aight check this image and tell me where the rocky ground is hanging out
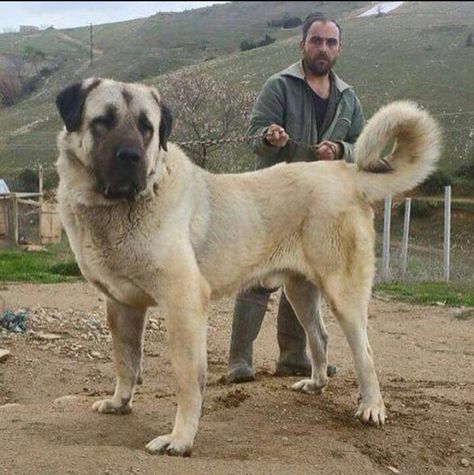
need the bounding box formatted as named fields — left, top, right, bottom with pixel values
left=0, top=282, right=473, bottom=474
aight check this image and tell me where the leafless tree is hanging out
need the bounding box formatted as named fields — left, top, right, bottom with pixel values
left=157, top=69, right=256, bottom=169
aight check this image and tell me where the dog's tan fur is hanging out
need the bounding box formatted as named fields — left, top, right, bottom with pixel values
left=56, top=78, right=441, bottom=456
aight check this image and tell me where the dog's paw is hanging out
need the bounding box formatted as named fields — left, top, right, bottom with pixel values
left=291, top=378, right=326, bottom=394
left=91, top=398, right=132, bottom=415
left=355, top=397, right=386, bottom=426
left=146, top=434, right=192, bottom=457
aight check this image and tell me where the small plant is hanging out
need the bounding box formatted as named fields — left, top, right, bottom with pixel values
left=49, top=260, right=81, bottom=276
left=454, top=161, right=474, bottom=179
left=465, top=32, right=473, bottom=47
left=417, top=170, right=452, bottom=194
left=408, top=200, right=437, bottom=219
left=240, top=40, right=257, bottom=52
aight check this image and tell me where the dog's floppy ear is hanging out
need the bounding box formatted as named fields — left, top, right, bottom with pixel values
left=159, top=103, right=173, bottom=152
left=56, top=79, right=101, bottom=132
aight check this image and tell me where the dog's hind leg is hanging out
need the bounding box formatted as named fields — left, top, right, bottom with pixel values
left=146, top=274, right=209, bottom=457
left=92, top=300, right=147, bottom=415
left=283, top=276, right=329, bottom=394
left=324, top=275, right=386, bottom=426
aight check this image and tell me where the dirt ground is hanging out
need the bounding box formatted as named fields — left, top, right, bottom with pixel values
left=0, top=282, right=473, bottom=475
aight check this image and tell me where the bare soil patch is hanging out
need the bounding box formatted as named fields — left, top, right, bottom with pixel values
left=1, top=283, right=473, bottom=474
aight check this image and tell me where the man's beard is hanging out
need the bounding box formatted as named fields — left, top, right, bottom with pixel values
left=304, top=54, right=337, bottom=76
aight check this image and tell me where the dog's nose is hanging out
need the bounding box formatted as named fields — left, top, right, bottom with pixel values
left=116, top=147, right=142, bottom=165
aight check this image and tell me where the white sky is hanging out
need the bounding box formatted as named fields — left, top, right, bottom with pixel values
left=0, top=2, right=227, bottom=31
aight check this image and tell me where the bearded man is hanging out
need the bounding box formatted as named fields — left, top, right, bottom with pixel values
left=227, top=12, right=365, bottom=383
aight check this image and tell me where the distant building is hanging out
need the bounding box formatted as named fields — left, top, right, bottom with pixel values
left=19, top=25, right=39, bottom=33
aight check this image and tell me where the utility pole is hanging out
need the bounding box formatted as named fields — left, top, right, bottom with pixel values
left=90, top=23, right=93, bottom=65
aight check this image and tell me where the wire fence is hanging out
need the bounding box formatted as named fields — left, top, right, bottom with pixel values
left=1, top=166, right=473, bottom=285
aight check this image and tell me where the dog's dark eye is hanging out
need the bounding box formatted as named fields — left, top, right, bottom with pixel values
left=138, top=113, right=153, bottom=140
left=91, top=116, right=113, bottom=134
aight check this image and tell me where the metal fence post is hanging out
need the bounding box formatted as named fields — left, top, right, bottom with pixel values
left=382, top=195, right=392, bottom=280
left=401, top=197, right=411, bottom=276
left=444, top=186, right=451, bottom=282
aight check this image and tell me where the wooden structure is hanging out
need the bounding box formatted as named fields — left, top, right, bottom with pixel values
left=40, top=202, right=62, bottom=244
left=0, top=167, right=62, bottom=246
left=0, top=192, right=62, bottom=246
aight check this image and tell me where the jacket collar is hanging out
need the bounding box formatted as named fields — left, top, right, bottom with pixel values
left=280, top=60, right=351, bottom=92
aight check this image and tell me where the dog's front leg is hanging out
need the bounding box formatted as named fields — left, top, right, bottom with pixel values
left=146, top=278, right=209, bottom=457
left=92, top=299, right=146, bottom=414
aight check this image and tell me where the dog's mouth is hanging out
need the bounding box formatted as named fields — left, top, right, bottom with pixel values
left=101, top=183, right=144, bottom=201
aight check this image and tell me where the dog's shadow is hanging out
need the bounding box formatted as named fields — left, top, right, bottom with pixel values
left=37, top=397, right=172, bottom=451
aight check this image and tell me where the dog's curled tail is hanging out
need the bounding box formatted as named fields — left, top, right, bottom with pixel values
left=354, top=100, right=442, bottom=202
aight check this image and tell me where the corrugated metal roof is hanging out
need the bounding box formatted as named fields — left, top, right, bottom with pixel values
left=0, top=179, right=10, bottom=193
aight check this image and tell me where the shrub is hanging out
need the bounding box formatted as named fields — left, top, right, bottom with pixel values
left=257, top=35, right=275, bottom=47
left=49, top=260, right=81, bottom=276
left=283, top=17, right=302, bottom=29
left=466, top=32, right=473, bottom=47
left=417, top=170, right=452, bottom=194
left=241, top=35, right=275, bottom=52
left=268, top=16, right=302, bottom=29
left=16, top=168, right=39, bottom=192
left=454, top=161, right=474, bottom=179
left=408, top=200, right=437, bottom=219
left=240, top=40, right=257, bottom=51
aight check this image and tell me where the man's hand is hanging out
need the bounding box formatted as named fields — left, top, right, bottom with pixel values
left=264, top=124, right=289, bottom=148
left=312, top=140, right=342, bottom=161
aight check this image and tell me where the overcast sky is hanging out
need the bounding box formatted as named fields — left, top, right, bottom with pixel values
left=0, top=2, right=227, bottom=31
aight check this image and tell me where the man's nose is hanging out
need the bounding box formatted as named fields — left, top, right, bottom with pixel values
left=318, top=40, right=329, bottom=52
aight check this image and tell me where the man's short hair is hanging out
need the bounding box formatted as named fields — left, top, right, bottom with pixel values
left=302, top=13, right=342, bottom=42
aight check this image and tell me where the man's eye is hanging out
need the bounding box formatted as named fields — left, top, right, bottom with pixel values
left=327, top=38, right=339, bottom=47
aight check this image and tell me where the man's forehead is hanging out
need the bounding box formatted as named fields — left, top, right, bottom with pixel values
left=307, top=21, right=340, bottom=38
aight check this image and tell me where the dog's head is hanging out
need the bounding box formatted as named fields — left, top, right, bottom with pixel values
left=56, top=78, right=173, bottom=201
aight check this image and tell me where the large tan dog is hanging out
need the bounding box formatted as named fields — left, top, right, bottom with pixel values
left=55, top=78, right=441, bottom=457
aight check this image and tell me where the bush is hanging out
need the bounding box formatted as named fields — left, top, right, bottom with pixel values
left=454, top=161, right=474, bottom=179
left=283, top=17, right=302, bottom=29
left=268, top=16, right=302, bottom=29
left=417, top=170, right=452, bottom=194
left=15, top=168, right=39, bottom=192
left=257, top=35, right=275, bottom=47
left=240, top=39, right=257, bottom=51
left=466, top=32, right=473, bottom=47
left=408, top=200, right=437, bottom=219
left=240, top=35, right=275, bottom=52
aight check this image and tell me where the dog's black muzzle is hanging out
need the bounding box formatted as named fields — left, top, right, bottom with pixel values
left=99, top=146, right=147, bottom=200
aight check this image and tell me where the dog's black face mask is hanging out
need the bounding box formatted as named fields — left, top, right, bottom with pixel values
left=56, top=80, right=173, bottom=201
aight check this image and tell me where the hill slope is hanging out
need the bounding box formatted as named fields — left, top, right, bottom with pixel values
left=0, top=1, right=473, bottom=180
left=0, top=1, right=369, bottom=173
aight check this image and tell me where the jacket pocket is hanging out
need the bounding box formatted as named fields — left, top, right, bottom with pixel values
left=331, top=117, right=351, bottom=140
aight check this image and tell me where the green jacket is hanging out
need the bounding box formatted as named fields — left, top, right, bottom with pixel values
left=248, top=60, right=365, bottom=169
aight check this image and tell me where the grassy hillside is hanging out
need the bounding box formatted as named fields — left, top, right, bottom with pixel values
left=0, top=1, right=368, bottom=174
left=157, top=1, right=474, bottom=178
left=0, top=1, right=473, bottom=183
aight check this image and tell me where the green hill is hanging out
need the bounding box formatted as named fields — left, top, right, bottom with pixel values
left=0, top=1, right=473, bottom=185
left=0, top=1, right=369, bottom=174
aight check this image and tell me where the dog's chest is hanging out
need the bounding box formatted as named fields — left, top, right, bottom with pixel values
left=67, top=209, right=156, bottom=308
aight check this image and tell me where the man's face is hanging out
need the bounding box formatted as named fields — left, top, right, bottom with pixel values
left=300, top=21, right=342, bottom=76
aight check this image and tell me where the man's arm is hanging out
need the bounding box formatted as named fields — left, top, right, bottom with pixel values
left=335, top=95, right=365, bottom=163
left=247, top=77, right=287, bottom=160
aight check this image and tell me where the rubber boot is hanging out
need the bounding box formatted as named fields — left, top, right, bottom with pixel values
left=275, top=292, right=337, bottom=377
left=226, top=288, right=271, bottom=384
